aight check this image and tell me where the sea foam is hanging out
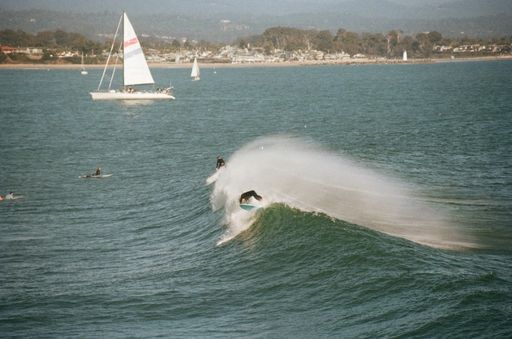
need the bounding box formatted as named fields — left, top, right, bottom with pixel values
left=210, top=135, right=476, bottom=249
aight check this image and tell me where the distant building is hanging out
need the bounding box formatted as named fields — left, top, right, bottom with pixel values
left=1, top=46, right=43, bottom=55
left=0, top=45, right=17, bottom=54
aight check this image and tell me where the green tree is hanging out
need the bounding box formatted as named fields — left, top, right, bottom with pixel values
left=416, top=32, right=433, bottom=57
left=238, top=39, right=247, bottom=49
left=54, top=29, right=70, bottom=46
left=334, top=29, right=360, bottom=55
left=171, top=39, right=181, bottom=51
left=313, top=30, right=334, bottom=52
left=361, top=33, right=387, bottom=56
left=36, top=31, right=57, bottom=48
left=398, top=35, right=414, bottom=57
left=386, top=30, right=400, bottom=56
left=261, top=27, right=309, bottom=51
left=0, top=29, right=34, bottom=46
left=427, top=31, right=443, bottom=45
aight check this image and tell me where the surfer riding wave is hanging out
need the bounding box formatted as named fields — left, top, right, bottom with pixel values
left=208, top=135, right=477, bottom=249
left=239, top=190, right=262, bottom=204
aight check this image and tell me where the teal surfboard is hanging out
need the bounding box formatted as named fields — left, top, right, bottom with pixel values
left=240, top=203, right=261, bottom=211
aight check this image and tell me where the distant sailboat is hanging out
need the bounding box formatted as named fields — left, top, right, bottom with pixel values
left=90, top=12, right=174, bottom=100
left=80, top=52, right=88, bottom=75
left=191, top=57, right=200, bottom=81
left=402, top=50, right=408, bottom=62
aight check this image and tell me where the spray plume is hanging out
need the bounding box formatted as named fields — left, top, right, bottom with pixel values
left=210, top=136, right=476, bottom=249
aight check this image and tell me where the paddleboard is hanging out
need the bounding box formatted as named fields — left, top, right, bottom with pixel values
left=240, top=203, right=261, bottom=211
left=79, top=174, right=113, bottom=179
left=1, top=195, right=23, bottom=201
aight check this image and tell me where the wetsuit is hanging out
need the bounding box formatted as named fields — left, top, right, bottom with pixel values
left=216, top=158, right=225, bottom=169
left=239, top=190, right=262, bottom=203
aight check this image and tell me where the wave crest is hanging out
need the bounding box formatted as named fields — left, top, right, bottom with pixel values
left=209, top=135, right=476, bottom=249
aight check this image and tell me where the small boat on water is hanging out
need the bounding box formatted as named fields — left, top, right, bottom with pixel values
left=80, top=52, right=88, bottom=75
left=191, top=57, right=200, bottom=81
left=90, top=12, right=174, bottom=101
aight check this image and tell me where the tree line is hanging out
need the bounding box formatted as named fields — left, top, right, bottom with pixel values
left=0, top=29, right=217, bottom=56
left=240, top=27, right=512, bottom=58
left=0, top=29, right=104, bottom=53
left=1, top=27, right=511, bottom=63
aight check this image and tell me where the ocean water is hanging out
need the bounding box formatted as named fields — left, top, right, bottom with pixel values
left=1, top=61, right=511, bottom=337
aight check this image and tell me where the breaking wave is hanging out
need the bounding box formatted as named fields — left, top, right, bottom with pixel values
left=209, top=135, right=477, bottom=249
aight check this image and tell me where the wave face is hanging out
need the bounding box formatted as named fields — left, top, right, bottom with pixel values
left=210, top=135, right=475, bottom=249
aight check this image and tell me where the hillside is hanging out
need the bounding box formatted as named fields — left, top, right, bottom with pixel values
left=0, top=0, right=511, bottom=42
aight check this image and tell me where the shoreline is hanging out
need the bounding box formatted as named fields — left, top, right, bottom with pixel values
left=0, top=55, right=510, bottom=70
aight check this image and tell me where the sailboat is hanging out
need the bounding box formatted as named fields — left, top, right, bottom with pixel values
left=80, top=52, right=88, bottom=75
left=90, top=12, right=174, bottom=100
left=402, top=50, right=408, bottom=62
left=190, top=57, right=200, bottom=81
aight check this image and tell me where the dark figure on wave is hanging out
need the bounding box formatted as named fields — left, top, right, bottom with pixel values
left=216, top=156, right=225, bottom=169
left=239, top=190, right=262, bottom=204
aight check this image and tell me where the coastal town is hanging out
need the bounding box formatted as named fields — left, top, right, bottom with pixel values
left=1, top=41, right=511, bottom=67
left=1, top=27, right=511, bottom=67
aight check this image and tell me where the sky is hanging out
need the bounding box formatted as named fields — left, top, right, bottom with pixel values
left=1, top=0, right=505, bottom=17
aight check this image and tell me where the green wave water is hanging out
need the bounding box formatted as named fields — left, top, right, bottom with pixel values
left=1, top=61, right=511, bottom=337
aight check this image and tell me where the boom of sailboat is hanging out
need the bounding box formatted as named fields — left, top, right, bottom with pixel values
left=90, top=12, right=175, bottom=101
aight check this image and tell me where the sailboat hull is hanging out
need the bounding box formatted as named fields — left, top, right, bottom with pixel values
left=90, top=91, right=175, bottom=100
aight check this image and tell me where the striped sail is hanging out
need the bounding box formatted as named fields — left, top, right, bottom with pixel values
left=123, top=13, right=154, bottom=86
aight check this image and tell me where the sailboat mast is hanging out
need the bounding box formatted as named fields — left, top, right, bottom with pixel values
left=121, top=11, right=125, bottom=88
left=97, top=13, right=123, bottom=91
left=109, top=38, right=123, bottom=90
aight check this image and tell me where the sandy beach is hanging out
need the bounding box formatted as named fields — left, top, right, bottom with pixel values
left=0, top=55, right=510, bottom=70
left=0, top=55, right=512, bottom=69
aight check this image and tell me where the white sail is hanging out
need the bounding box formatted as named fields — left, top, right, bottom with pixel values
left=123, top=13, right=154, bottom=86
left=191, top=58, right=200, bottom=80
left=402, top=50, right=408, bottom=61
left=81, top=52, right=88, bottom=75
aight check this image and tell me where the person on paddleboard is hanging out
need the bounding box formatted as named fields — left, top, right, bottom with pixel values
left=216, top=156, right=225, bottom=169
left=4, top=192, right=14, bottom=200
left=239, top=190, right=262, bottom=204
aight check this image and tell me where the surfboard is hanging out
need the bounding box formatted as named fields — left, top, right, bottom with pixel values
left=206, top=171, right=220, bottom=185
left=1, top=195, right=23, bottom=201
left=206, top=168, right=224, bottom=185
left=240, top=203, right=261, bottom=211
left=79, top=174, right=113, bottom=179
